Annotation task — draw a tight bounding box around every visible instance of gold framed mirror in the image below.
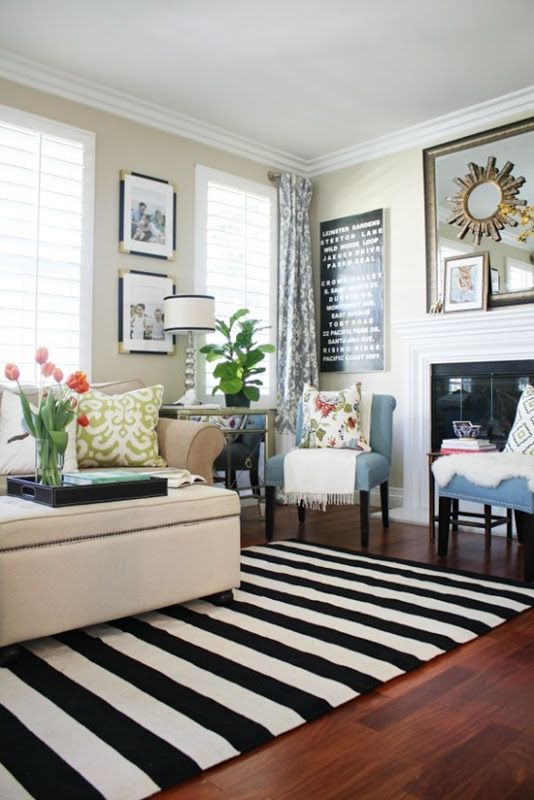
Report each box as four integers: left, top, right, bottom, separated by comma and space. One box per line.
424, 117, 534, 310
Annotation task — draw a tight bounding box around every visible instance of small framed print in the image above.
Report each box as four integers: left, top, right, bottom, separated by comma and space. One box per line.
443, 252, 489, 313
119, 171, 176, 260
118, 269, 175, 354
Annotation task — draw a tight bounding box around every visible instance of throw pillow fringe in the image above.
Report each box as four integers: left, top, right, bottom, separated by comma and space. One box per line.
285, 490, 355, 511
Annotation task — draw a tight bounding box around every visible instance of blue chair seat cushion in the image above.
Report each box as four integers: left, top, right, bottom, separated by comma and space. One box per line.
265, 450, 390, 492
440, 475, 534, 514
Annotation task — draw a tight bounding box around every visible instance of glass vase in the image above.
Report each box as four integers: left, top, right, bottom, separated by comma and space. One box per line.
35, 437, 65, 487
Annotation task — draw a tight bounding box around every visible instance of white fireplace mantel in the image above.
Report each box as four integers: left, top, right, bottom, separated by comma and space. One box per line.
391, 306, 534, 524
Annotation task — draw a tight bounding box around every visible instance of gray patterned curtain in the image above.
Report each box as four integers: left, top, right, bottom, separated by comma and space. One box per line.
276, 173, 318, 452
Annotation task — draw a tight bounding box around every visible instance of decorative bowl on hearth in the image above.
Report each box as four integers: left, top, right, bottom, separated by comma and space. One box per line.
452, 420, 481, 439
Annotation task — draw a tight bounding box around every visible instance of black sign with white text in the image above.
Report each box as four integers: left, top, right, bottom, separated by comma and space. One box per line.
320, 209, 384, 373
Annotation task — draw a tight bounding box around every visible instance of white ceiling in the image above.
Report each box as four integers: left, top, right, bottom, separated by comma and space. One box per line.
2, 0, 534, 164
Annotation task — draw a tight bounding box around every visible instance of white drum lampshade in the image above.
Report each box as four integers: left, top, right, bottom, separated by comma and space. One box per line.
163, 294, 215, 404
163, 294, 215, 333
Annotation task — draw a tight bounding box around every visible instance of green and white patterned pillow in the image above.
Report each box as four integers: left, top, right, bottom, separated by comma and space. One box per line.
299, 384, 370, 450
76, 385, 167, 468
505, 385, 534, 455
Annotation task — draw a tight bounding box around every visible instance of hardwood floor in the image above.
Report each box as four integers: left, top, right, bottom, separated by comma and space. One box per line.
157, 504, 534, 800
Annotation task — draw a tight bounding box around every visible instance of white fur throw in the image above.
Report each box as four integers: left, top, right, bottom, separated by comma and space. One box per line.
432, 452, 534, 492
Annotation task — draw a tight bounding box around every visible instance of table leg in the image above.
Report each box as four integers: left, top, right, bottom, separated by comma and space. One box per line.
438, 496, 451, 557
428, 456, 436, 542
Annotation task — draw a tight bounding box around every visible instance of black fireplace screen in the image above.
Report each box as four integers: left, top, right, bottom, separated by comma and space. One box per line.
431, 360, 534, 451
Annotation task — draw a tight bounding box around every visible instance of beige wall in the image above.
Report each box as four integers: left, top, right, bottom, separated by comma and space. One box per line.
310, 148, 426, 489
0, 77, 273, 402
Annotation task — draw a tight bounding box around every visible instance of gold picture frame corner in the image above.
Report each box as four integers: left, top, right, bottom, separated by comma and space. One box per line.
118, 242, 129, 255
119, 169, 131, 180
118, 343, 129, 355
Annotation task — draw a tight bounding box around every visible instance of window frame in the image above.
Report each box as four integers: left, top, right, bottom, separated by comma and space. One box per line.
195, 164, 278, 407
0, 103, 95, 381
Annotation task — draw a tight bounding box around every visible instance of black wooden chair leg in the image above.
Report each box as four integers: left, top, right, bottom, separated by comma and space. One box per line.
360, 490, 370, 548
438, 496, 452, 557
515, 510, 534, 582
451, 498, 459, 532
265, 485, 276, 542
380, 481, 389, 528
506, 508, 513, 539
484, 505, 492, 550
297, 501, 306, 523
515, 509, 524, 544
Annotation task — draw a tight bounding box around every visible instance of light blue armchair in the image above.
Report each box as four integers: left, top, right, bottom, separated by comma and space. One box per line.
265, 394, 396, 546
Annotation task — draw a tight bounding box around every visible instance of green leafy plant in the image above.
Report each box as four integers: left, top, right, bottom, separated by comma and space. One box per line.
199, 308, 275, 402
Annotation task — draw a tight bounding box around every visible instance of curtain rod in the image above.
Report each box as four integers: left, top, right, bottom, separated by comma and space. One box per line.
267, 170, 282, 182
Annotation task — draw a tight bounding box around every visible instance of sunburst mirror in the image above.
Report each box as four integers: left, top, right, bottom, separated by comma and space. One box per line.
446, 157, 526, 245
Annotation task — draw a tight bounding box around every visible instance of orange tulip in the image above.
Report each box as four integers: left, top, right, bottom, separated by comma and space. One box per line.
41, 361, 55, 377
52, 367, 64, 383
4, 363, 20, 381
35, 347, 49, 365
77, 414, 90, 427
66, 371, 90, 394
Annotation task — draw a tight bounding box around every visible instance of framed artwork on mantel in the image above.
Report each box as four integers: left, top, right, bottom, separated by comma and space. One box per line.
442, 252, 489, 313
119, 171, 176, 260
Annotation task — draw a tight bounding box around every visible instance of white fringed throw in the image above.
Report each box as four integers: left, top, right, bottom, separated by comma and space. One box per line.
432, 452, 534, 491
284, 447, 362, 509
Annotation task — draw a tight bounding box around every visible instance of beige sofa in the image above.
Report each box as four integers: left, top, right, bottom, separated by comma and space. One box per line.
0, 379, 242, 664
0, 378, 224, 494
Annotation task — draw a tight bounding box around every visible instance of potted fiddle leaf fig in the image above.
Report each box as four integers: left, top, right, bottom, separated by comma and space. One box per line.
199, 308, 275, 406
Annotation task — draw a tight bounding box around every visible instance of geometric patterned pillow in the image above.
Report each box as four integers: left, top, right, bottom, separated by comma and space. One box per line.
76, 384, 167, 468
298, 383, 370, 450
504, 385, 534, 455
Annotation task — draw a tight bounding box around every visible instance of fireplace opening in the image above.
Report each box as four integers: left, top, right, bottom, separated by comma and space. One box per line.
431, 360, 534, 451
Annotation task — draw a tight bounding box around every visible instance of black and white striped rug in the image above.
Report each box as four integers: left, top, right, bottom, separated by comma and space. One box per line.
2, 540, 534, 800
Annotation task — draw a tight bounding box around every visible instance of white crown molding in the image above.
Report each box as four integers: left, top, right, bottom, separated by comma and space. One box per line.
306, 86, 534, 177
0, 49, 307, 174
0, 48, 533, 179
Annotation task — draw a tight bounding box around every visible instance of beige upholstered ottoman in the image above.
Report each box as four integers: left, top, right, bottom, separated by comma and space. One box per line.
0, 485, 241, 663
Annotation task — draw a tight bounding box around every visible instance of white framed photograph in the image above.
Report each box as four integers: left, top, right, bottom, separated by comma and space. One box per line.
118, 269, 175, 354
443, 252, 489, 313
119, 171, 176, 260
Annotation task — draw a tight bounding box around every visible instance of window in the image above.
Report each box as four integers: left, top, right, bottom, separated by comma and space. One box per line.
0, 105, 94, 383
195, 165, 277, 404
505, 257, 534, 292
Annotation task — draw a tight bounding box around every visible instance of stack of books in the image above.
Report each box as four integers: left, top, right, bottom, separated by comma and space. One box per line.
440, 438, 498, 455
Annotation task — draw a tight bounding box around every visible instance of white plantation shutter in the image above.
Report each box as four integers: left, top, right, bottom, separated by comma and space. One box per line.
0, 106, 94, 383
195, 165, 277, 404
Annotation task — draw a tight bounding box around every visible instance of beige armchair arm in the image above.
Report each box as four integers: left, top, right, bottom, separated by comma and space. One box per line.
156, 419, 224, 484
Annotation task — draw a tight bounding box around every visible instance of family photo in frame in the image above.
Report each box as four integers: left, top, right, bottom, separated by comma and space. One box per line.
118, 269, 175, 354
119, 171, 176, 260
443, 252, 489, 313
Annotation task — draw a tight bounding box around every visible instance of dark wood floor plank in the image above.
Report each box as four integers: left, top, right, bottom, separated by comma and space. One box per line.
154, 503, 534, 800
406, 723, 520, 799
359, 666, 475, 731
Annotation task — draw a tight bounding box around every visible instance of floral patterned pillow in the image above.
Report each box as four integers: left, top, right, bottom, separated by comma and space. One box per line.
299, 384, 370, 450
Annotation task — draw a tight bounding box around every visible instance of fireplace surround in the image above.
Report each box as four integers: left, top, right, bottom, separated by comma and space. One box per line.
393, 307, 534, 524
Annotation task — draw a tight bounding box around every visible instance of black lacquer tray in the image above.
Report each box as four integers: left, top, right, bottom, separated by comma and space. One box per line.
7, 475, 168, 507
